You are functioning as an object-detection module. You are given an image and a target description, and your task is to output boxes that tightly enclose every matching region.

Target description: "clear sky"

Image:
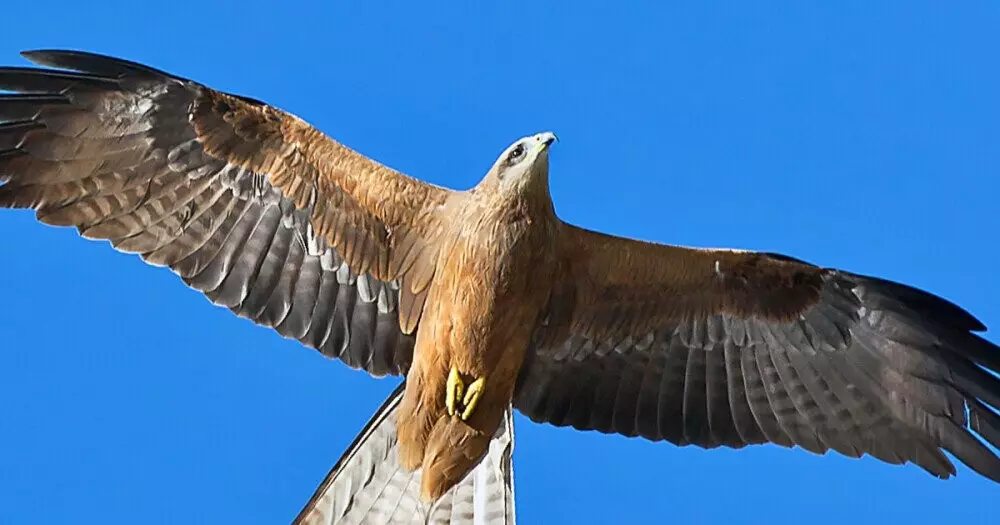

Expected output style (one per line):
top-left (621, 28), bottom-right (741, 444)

top-left (1, 2), bottom-right (998, 523)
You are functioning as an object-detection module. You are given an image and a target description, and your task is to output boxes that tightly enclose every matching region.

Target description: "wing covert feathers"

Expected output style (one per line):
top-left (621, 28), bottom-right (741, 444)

top-left (0, 49), bottom-right (452, 376)
top-left (517, 223), bottom-right (1000, 484)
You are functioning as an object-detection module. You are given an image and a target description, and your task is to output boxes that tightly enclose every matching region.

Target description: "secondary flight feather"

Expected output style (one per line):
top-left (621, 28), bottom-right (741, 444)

top-left (1, 49), bottom-right (998, 511)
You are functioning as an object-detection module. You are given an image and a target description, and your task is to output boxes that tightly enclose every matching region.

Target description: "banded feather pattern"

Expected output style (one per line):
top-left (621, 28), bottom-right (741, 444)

top-left (2, 48), bottom-right (998, 513)
top-left (0, 50), bottom-right (450, 376)
top-left (295, 384), bottom-right (516, 525)
top-left (516, 224), bottom-right (1000, 483)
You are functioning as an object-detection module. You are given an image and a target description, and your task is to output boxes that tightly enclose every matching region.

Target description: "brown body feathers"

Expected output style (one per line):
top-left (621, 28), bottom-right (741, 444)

top-left (2, 50), bottom-right (999, 507)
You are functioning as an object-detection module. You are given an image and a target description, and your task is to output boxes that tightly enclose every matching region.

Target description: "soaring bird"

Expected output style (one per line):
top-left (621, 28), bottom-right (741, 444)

top-left (1, 50), bottom-right (998, 505)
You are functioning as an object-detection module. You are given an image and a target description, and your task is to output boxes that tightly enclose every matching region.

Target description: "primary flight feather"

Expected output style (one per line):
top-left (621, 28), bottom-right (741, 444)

top-left (1, 50), bottom-right (998, 506)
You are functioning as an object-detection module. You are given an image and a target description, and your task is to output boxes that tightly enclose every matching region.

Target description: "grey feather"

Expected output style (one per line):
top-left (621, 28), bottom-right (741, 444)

top-left (0, 51), bottom-right (416, 380)
top-left (294, 385), bottom-right (516, 525)
top-left (517, 271), bottom-right (1000, 483)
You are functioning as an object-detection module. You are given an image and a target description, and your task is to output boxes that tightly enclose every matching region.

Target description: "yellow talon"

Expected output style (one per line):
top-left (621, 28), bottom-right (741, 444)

top-left (460, 376), bottom-right (486, 421)
top-left (446, 366), bottom-right (464, 417)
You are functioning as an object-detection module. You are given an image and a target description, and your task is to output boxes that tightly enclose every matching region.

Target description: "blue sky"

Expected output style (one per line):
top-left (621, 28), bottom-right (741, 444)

top-left (1, 2), bottom-right (998, 523)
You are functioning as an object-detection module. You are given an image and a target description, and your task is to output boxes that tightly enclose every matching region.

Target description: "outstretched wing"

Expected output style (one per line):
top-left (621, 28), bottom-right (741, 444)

top-left (516, 223), bottom-right (1000, 483)
top-left (0, 50), bottom-right (452, 376)
top-left (295, 383), bottom-right (516, 525)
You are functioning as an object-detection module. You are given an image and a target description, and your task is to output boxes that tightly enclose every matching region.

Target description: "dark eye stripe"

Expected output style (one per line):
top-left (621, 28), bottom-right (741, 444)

top-left (507, 144), bottom-right (525, 163)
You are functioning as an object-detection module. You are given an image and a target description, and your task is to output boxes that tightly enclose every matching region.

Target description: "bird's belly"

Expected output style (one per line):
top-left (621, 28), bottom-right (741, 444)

top-left (425, 243), bottom-right (549, 377)
top-left (408, 224), bottom-right (556, 409)
top-left (394, 206), bottom-right (558, 498)
top-left (395, 229), bottom-right (552, 475)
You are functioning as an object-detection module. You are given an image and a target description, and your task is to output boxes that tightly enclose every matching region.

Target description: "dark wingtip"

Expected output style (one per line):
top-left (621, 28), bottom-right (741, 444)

top-left (15, 49), bottom-right (270, 106)
top-left (19, 49), bottom-right (47, 60)
top-left (853, 273), bottom-right (989, 332)
top-left (20, 49), bottom-right (97, 67)
top-left (19, 49), bottom-right (179, 81)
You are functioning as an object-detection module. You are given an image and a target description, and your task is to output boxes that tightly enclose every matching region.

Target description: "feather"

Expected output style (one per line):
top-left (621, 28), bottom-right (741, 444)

top-left (518, 224), bottom-right (1000, 483)
top-left (293, 385), bottom-right (516, 525)
top-left (0, 49), bottom-right (445, 385)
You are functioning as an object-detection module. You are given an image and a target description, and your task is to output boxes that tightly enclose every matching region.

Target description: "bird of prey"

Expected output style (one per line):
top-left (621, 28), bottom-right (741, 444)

top-left (294, 384), bottom-right (516, 525)
top-left (1, 49), bottom-right (999, 505)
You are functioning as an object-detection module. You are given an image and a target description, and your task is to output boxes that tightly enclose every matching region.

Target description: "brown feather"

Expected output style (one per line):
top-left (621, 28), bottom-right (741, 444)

top-left (517, 222), bottom-right (1000, 485)
top-left (550, 225), bottom-right (826, 345)
top-left (5, 50), bottom-right (999, 507)
top-left (0, 49), bottom-right (447, 384)
top-left (188, 89), bottom-right (446, 287)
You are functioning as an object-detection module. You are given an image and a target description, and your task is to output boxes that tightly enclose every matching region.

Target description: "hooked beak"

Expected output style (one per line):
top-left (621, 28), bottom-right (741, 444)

top-left (533, 131), bottom-right (558, 153)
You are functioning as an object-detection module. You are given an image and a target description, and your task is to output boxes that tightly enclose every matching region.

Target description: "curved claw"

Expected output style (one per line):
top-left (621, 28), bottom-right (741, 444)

top-left (446, 366), bottom-right (464, 417)
top-left (460, 376), bottom-right (486, 421)
top-left (444, 367), bottom-right (488, 421)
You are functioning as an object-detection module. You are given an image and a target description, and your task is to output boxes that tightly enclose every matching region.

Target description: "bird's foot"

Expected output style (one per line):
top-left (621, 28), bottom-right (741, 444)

top-left (446, 366), bottom-right (464, 417)
top-left (460, 376), bottom-right (486, 421)
top-left (445, 366), bottom-right (486, 421)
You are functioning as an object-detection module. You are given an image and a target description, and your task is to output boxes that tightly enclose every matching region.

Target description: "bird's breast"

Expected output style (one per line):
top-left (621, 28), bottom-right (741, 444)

top-left (427, 206), bottom-right (559, 357)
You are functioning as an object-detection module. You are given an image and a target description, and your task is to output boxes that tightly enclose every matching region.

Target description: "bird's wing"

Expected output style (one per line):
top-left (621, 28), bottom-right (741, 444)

top-left (0, 50), bottom-right (452, 376)
top-left (294, 383), bottom-right (516, 525)
top-left (516, 223), bottom-right (1000, 482)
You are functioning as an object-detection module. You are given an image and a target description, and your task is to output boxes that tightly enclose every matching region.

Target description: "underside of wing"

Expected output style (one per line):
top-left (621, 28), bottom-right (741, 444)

top-left (516, 223), bottom-right (1000, 484)
top-left (0, 50), bottom-right (451, 376)
top-left (295, 383), bottom-right (516, 525)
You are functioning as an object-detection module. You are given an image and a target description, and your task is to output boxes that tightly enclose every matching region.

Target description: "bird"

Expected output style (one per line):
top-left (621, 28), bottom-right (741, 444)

top-left (1, 49), bottom-right (998, 505)
top-left (294, 384), bottom-right (516, 525)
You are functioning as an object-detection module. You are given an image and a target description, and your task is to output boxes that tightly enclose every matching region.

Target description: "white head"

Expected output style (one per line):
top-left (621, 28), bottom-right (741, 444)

top-left (481, 131), bottom-right (557, 196)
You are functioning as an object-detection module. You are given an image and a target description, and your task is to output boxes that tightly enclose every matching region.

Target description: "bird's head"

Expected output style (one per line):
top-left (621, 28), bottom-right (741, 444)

top-left (481, 131), bottom-right (557, 197)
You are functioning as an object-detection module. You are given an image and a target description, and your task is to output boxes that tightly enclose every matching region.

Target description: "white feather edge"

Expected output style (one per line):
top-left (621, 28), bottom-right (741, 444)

top-left (294, 383), bottom-right (516, 525)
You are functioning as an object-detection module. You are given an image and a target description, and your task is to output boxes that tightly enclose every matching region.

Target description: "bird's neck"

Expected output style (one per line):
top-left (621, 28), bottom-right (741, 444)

top-left (460, 178), bottom-right (555, 239)
top-left (501, 175), bottom-right (556, 226)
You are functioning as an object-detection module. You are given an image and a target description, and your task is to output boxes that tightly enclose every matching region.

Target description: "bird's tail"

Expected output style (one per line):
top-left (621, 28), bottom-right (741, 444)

top-left (294, 383), bottom-right (517, 525)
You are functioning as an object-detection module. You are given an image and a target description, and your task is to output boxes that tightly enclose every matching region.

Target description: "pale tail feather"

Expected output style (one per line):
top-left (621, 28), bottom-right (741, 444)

top-left (294, 383), bottom-right (516, 525)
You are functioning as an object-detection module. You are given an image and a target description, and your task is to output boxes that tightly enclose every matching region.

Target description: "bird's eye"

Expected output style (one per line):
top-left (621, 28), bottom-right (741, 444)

top-left (507, 144), bottom-right (525, 163)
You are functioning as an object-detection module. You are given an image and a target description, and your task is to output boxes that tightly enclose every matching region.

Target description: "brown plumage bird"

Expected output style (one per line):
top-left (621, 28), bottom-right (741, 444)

top-left (2, 50), bottom-right (999, 504)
